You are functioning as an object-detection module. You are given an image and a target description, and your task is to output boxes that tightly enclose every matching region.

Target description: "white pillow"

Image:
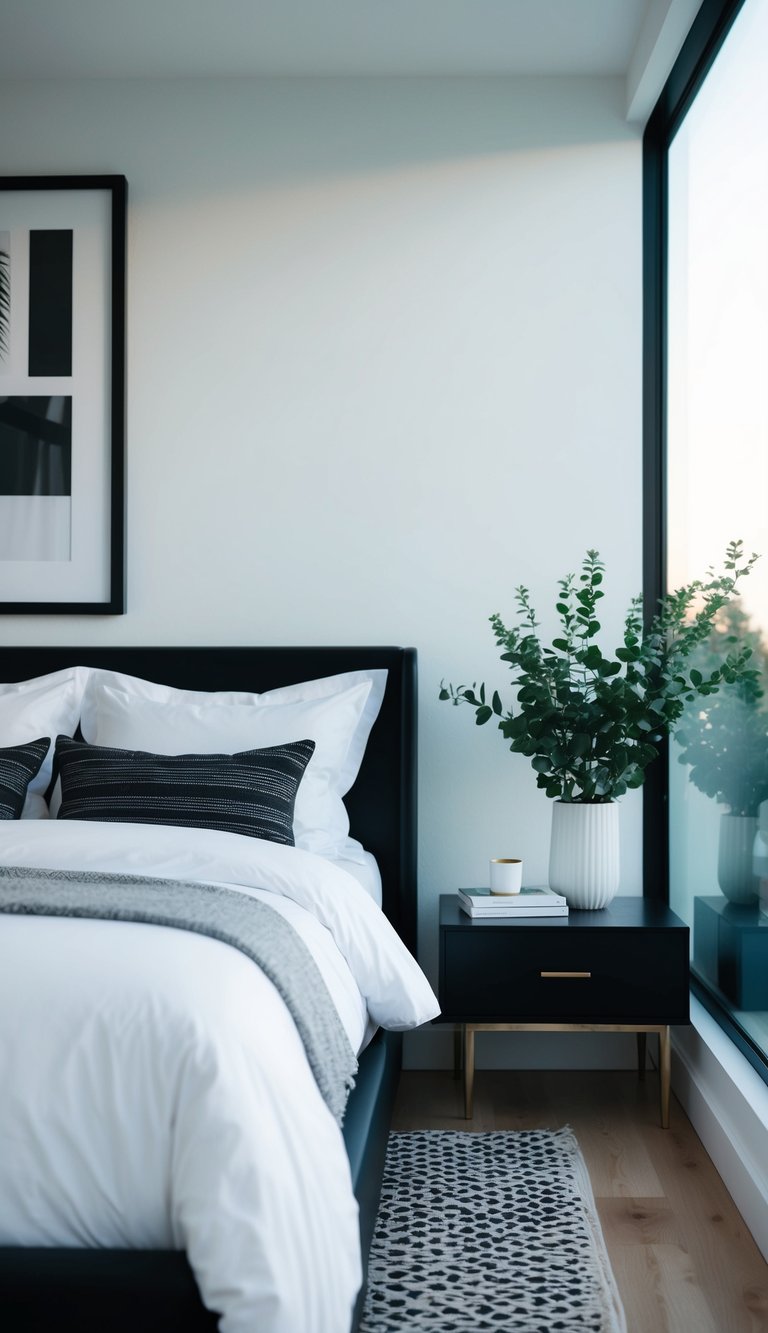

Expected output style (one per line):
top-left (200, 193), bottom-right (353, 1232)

top-left (81, 681), bottom-right (375, 859)
top-left (239, 669), bottom-right (388, 798)
top-left (0, 668), bottom-right (88, 816)
top-left (80, 665), bottom-right (387, 812)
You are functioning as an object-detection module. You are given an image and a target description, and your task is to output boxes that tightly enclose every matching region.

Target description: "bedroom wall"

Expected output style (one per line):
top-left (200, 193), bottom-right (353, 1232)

top-left (0, 75), bottom-right (643, 1067)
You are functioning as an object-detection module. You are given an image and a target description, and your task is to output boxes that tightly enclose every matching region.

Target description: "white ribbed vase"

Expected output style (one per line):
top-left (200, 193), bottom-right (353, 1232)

top-left (717, 813), bottom-right (759, 905)
top-left (548, 800), bottom-right (620, 910)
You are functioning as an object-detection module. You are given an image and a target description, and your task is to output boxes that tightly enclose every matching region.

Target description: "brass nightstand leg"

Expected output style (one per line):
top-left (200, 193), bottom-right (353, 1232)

top-left (453, 1025), bottom-right (462, 1078)
top-left (659, 1025), bottom-right (671, 1128)
top-left (464, 1024), bottom-right (475, 1119)
top-left (637, 1031), bottom-right (647, 1080)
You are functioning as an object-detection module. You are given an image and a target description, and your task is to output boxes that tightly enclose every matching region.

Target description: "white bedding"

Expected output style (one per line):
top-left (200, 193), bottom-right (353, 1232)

top-left (0, 822), bottom-right (439, 1333)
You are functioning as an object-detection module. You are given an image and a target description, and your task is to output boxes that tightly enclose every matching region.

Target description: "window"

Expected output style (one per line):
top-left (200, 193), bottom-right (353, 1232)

top-left (645, 0), bottom-right (768, 1079)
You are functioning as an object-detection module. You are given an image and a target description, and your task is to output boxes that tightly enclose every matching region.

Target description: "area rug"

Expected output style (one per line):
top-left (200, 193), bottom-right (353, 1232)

top-left (360, 1128), bottom-right (627, 1333)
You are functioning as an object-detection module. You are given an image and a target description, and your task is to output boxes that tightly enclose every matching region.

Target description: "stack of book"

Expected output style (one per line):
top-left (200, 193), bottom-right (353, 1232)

top-left (458, 886), bottom-right (568, 919)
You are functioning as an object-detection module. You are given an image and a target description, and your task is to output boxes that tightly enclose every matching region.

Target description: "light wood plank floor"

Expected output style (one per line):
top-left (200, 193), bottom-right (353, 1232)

top-left (392, 1069), bottom-right (768, 1333)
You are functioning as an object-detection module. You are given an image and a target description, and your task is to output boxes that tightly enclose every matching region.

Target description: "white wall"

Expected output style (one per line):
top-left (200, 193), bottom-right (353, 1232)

top-left (0, 75), bottom-right (643, 1065)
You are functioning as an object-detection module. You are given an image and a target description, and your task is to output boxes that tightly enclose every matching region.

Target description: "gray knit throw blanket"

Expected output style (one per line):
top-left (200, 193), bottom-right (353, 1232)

top-left (0, 863), bottom-right (358, 1125)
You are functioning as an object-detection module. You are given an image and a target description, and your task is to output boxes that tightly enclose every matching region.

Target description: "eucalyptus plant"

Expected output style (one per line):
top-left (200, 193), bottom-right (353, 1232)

top-left (675, 601), bottom-right (768, 818)
top-left (440, 542), bottom-right (758, 804)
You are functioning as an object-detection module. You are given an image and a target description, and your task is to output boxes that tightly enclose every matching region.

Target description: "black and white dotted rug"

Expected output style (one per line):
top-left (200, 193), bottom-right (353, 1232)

top-left (360, 1128), bottom-right (627, 1333)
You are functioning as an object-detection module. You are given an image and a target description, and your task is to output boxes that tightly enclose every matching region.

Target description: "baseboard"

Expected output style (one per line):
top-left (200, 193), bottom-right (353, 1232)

top-left (672, 998), bottom-right (768, 1261)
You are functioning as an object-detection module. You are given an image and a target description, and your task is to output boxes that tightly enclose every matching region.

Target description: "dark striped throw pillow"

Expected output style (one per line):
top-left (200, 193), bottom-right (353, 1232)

top-left (54, 735), bottom-right (316, 845)
top-left (0, 738), bottom-right (50, 819)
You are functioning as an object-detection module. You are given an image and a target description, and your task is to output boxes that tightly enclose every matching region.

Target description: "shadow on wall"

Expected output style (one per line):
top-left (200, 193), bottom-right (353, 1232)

top-left (0, 75), bottom-right (638, 197)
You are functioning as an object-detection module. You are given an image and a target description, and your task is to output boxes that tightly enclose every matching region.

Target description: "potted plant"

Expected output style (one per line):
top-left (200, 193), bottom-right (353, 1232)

top-left (440, 543), bottom-right (758, 908)
top-left (675, 601), bottom-right (768, 904)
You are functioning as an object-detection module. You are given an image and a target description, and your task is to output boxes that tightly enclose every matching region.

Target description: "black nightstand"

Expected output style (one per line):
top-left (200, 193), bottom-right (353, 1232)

top-left (438, 894), bottom-right (690, 1126)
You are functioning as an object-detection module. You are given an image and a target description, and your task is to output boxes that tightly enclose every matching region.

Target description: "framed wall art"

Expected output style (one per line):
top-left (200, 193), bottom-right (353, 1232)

top-left (0, 175), bottom-right (126, 613)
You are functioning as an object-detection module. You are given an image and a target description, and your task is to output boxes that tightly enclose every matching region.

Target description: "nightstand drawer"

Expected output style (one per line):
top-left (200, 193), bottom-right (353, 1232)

top-left (440, 926), bottom-right (689, 1023)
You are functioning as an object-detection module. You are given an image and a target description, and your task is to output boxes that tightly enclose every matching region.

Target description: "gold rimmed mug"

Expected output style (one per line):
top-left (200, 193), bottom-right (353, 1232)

top-left (489, 858), bottom-right (523, 894)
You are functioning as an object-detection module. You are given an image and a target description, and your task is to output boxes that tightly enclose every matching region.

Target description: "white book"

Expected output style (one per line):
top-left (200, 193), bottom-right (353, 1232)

top-left (459, 901), bottom-right (569, 919)
top-left (458, 886), bottom-right (567, 909)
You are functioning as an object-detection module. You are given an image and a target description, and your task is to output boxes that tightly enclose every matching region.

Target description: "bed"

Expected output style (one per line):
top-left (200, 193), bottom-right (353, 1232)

top-left (0, 645), bottom-right (435, 1333)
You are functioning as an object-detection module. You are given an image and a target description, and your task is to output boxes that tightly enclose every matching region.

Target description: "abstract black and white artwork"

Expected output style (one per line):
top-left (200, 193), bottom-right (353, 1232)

top-left (0, 177), bottom-right (125, 613)
top-left (0, 396), bottom-right (72, 561)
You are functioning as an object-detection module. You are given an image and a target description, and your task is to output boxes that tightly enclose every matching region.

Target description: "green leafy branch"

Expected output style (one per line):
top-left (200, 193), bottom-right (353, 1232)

top-left (675, 599), bottom-right (768, 817)
top-left (440, 541), bottom-right (759, 803)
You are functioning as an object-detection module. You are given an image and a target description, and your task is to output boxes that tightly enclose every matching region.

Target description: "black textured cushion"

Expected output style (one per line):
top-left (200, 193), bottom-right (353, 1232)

top-left (0, 738), bottom-right (50, 819)
top-left (54, 735), bottom-right (316, 845)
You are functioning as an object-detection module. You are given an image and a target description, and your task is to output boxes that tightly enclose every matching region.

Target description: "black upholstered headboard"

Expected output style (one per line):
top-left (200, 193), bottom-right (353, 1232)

top-left (0, 646), bottom-right (417, 954)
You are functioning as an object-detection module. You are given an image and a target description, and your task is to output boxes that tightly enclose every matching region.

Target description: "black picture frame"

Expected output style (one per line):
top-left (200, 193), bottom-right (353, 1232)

top-left (0, 175), bottom-right (126, 614)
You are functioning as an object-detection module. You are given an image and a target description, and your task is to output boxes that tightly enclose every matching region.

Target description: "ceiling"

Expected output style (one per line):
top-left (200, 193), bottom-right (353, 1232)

top-left (0, 0), bottom-right (702, 119)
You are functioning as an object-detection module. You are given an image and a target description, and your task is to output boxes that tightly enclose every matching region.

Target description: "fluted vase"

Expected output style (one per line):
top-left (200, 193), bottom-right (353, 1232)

top-left (717, 813), bottom-right (759, 905)
top-left (548, 800), bottom-right (620, 909)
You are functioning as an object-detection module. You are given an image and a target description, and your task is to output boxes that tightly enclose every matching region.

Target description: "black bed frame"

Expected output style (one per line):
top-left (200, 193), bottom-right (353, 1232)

top-left (0, 646), bottom-right (417, 1332)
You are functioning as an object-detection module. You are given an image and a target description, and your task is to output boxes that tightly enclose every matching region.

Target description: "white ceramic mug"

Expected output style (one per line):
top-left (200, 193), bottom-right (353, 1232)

top-left (489, 858), bottom-right (523, 894)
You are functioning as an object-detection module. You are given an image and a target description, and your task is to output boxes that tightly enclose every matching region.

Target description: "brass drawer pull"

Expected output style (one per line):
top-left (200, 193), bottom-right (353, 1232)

top-left (540, 970), bottom-right (592, 979)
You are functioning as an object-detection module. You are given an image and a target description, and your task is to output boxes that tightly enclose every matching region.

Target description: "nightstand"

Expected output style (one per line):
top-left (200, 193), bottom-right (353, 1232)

top-left (438, 894), bottom-right (690, 1127)
top-left (693, 895), bottom-right (768, 1008)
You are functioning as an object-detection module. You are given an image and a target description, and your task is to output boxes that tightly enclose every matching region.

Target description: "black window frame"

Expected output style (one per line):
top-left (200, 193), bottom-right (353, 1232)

top-left (642, 0), bottom-right (768, 1083)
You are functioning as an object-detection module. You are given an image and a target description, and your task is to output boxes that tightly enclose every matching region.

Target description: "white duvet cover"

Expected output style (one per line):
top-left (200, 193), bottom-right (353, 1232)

top-left (0, 822), bottom-right (439, 1333)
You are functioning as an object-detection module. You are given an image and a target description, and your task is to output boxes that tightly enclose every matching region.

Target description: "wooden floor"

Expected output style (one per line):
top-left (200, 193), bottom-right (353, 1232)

top-left (392, 1068), bottom-right (768, 1333)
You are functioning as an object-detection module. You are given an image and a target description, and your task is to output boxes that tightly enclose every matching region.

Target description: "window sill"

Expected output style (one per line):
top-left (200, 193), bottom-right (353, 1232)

top-left (672, 995), bottom-right (768, 1260)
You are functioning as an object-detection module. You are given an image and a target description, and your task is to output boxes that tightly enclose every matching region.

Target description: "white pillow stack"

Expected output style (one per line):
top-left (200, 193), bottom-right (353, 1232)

top-left (0, 662), bottom-right (388, 877)
top-left (77, 667), bottom-right (388, 864)
top-left (0, 668), bottom-right (89, 817)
